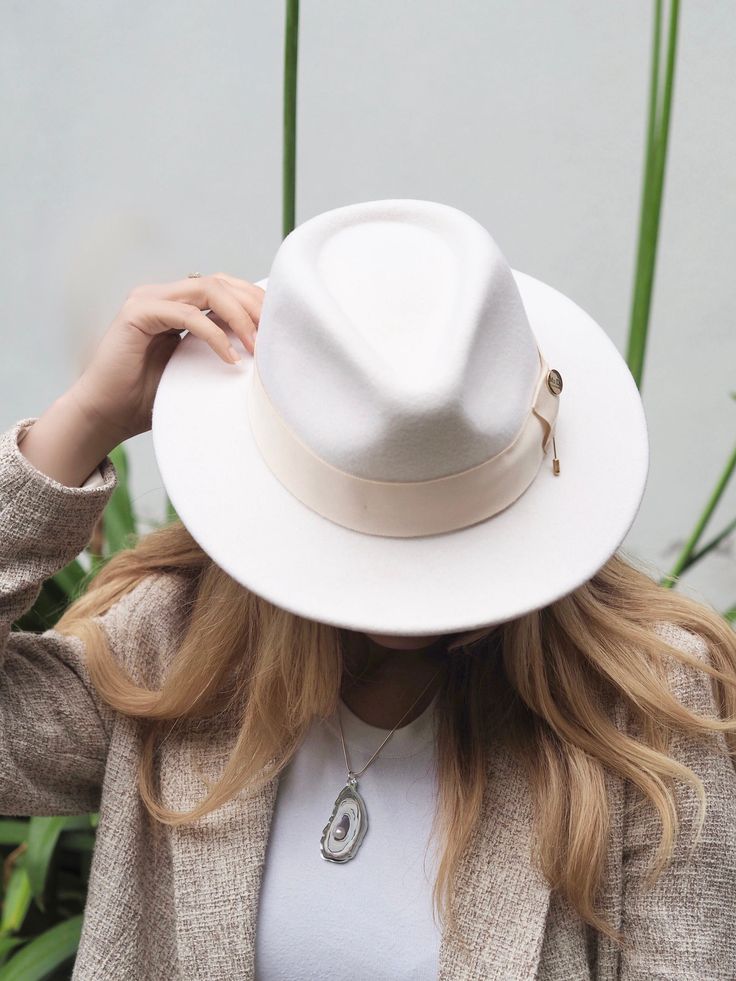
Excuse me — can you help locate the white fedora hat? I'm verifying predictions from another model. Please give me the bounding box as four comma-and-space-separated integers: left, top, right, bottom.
151, 198, 649, 636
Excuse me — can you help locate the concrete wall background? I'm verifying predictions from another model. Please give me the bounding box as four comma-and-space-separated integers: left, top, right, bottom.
2, 1, 734, 614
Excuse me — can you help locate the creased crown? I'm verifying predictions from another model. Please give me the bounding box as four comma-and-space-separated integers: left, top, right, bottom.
254, 199, 540, 482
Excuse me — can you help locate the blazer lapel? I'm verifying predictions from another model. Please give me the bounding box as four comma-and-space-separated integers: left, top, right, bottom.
160, 724, 281, 980
163, 722, 550, 981
438, 739, 552, 979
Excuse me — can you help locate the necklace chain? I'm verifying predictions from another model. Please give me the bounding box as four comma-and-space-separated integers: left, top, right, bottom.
337, 665, 445, 780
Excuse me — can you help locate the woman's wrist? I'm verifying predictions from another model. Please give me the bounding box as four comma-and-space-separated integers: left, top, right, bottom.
18, 386, 123, 489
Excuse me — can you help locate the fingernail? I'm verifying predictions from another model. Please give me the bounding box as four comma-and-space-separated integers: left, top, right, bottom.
227, 345, 241, 364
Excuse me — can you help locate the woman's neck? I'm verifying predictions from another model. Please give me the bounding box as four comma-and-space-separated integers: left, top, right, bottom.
339, 632, 450, 729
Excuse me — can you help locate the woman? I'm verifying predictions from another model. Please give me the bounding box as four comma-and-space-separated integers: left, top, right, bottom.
3, 199, 736, 980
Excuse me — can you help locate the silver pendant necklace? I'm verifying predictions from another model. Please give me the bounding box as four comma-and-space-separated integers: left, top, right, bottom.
320, 665, 444, 863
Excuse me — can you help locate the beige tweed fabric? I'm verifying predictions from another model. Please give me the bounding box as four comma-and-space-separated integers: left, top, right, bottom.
1, 415, 735, 980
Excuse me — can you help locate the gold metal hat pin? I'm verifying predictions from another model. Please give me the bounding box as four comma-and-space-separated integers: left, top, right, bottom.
546, 369, 563, 475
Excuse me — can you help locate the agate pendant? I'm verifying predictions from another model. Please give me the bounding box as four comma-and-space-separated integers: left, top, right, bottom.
320, 773, 368, 863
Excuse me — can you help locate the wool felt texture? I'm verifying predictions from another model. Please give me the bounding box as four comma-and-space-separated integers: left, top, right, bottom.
245, 345, 560, 537
151, 198, 649, 636
1, 416, 735, 979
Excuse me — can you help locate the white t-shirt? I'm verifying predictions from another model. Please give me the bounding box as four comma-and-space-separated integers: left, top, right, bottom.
254, 690, 442, 980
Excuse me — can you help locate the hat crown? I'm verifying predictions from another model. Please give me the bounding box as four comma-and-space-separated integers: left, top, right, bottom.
255, 199, 540, 481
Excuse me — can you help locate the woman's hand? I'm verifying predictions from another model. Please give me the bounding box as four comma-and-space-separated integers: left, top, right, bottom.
19, 273, 264, 487
72, 272, 264, 443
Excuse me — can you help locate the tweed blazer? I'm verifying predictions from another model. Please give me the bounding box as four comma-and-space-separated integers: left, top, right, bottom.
1, 415, 735, 980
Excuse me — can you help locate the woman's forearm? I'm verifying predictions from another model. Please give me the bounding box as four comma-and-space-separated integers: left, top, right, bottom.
18, 386, 121, 489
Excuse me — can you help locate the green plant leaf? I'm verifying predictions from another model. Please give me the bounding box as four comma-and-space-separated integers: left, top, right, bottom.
663, 439, 736, 586
53, 833, 95, 854
283, 0, 300, 239
51, 559, 89, 602
12, 579, 69, 633
103, 445, 137, 554
0, 914, 82, 981
0, 861, 31, 935
0, 938, 24, 969
680, 515, 736, 573
165, 496, 179, 524
626, 0, 680, 389
25, 817, 91, 912
0, 823, 29, 848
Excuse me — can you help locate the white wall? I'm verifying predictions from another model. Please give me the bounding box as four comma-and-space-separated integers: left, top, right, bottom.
2, 1, 734, 613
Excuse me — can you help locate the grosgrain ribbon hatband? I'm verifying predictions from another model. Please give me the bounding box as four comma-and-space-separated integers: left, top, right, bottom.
246, 347, 561, 538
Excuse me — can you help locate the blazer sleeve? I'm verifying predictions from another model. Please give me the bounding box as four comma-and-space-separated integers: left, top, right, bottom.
619, 621, 736, 979
0, 415, 121, 816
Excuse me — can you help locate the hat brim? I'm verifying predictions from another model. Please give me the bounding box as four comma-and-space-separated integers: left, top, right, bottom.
151, 270, 648, 636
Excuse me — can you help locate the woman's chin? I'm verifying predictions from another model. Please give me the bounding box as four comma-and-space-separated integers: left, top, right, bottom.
362, 632, 446, 651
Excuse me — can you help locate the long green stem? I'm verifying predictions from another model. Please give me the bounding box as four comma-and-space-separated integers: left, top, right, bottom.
680, 515, 736, 573
661, 439, 736, 587
283, 0, 299, 240
626, 0, 680, 389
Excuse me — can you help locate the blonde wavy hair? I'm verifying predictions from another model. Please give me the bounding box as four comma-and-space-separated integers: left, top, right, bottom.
56, 519, 736, 946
